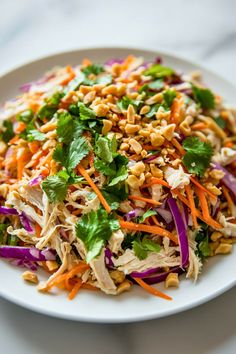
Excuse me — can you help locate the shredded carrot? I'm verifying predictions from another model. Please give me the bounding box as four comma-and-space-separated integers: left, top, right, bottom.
9, 136, 19, 145
191, 122, 209, 131
195, 186, 221, 229
190, 176, 216, 200
47, 262, 89, 291
40, 167, 50, 177
17, 151, 31, 179
82, 58, 92, 67
68, 279, 83, 300
142, 145, 159, 151
222, 186, 235, 214
81, 283, 98, 291
184, 185, 198, 228
224, 141, 234, 148
77, 165, 111, 213
119, 220, 178, 244
35, 223, 42, 238
170, 97, 183, 125
129, 195, 162, 206
171, 138, 185, 155
141, 178, 170, 189
15, 122, 26, 134
133, 277, 172, 301
151, 215, 160, 226
28, 141, 40, 154
172, 189, 222, 229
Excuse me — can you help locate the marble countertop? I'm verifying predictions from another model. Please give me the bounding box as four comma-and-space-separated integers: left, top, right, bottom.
0, 0, 236, 353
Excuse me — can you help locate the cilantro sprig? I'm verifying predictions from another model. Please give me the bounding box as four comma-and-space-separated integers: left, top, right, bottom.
182, 136, 213, 177
192, 85, 215, 110
133, 236, 161, 260
76, 208, 120, 262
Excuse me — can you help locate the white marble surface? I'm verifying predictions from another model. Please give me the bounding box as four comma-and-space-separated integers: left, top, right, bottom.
0, 0, 236, 353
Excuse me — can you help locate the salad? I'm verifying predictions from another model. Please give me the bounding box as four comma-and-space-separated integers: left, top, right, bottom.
0, 55, 236, 301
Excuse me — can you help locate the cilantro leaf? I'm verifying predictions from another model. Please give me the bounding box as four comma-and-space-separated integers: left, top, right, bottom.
195, 223, 211, 260
1, 120, 14, 143
76, 208, 120, 262
102, 183, 128, 210
215, 116, 226, 129
65, 72, 86, 92
182, 136, 213, 176
108, 162, 128, 186
56, 111, 74, 144
78, 102, 96, 120
117, 96, 143, 111
163, 90, 176, 107
138, 210, 157, 223
146, 104, 161, 118
96, 75, 112, 85
27, 129, 46, 142
82, 64, 105, 76
94, 136, 115, 163
37, 92, 64, 120
192, 85, 215, 109
144, 64, 174, 78
138, 79, 164, 95
133, 236, 161, 260
42, 175, 68, 203
17, 109, 34, 123
53, 136, 90, 171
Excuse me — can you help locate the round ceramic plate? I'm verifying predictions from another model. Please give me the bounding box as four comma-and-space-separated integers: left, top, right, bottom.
0, 47, 236, 323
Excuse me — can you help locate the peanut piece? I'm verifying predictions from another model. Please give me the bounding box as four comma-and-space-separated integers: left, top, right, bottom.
165, 273, 179, 288
22, 271, 39, 284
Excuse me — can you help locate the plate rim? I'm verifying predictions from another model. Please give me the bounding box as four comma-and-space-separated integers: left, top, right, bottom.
0, 46, 236, 323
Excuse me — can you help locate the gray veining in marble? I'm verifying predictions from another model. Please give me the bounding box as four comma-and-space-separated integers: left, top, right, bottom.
0, 1, 236, 353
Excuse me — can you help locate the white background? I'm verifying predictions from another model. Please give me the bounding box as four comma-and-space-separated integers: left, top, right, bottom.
0, 0, 236, 353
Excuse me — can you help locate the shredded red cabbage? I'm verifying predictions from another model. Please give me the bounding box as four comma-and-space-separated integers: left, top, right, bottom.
105, 248, 114, 267
19, 212, 34, 233
28, 175, 43, 186
105, 59, 124, 66
124, 209, 143, 221
141, 266, 184, 285
213, 163, 236, 199
155, 208, 173, 224
168, 197, 189, 268
143, 153, 160, 163
130, 267, 160, 278
0, 206, 18, 215
0, 246, 56, 261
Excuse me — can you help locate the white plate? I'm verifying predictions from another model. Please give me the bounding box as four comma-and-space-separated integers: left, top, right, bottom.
0, 47, 236, 323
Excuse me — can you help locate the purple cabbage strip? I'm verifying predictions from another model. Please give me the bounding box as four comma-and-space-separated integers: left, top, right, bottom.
213, 162, 236, 199
105, 248, 114, 267
0, 206, 18, 215
143, 153, 160, 163
168, 197, 189, 268
0, 246, 56, 261
142, 266, 184, 285
130, 267, 160, 278
19, 212, 34, 233
28, 175, 43, 186
124, 208, 143, 221
105, 58, 124, 66
10, 258, 38, 271
0, 206, 34, 233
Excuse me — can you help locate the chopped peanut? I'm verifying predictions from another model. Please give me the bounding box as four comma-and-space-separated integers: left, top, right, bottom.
150, 133, 165, 147
215, 243, 232, 255
22, 271, 39, 284
109, 270, 125, 284
117, 280, 131, 294
130, 161, 145, 176
127, 104, 136, 124
125, 124, 140, 134
129, 139, 142, 154
165, 273, 179, 288
102, 119, 113, 135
